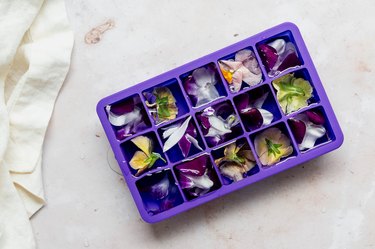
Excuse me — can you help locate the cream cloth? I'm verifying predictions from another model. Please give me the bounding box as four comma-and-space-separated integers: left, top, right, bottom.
0, 0, 73, 248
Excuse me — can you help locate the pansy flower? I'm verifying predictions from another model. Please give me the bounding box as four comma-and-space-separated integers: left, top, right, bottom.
144, 87, 178, 123
129, 135, 166, 176
137, 172, 183, 215
162, 116, 203, 157
184, 66, 220, 107
254, 127, 293, 166
219, 49, 262, 93
272, 73, 313, 114
175, 156, 216, 198
214, 142, 256, 182
236, 89, 274, 130
289, 110, 326, 150
106, 97, 149, 140
258, 38, 302, 76
198, 103, 241, 147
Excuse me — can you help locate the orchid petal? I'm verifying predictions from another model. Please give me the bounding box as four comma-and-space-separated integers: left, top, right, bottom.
299, 124, 326, 150
289, 118, 307, 144
253, 92, 269, 108
162, 125, 180, 139
259, 109, 274, 126
192, 67, 217, 87
258, 44, 278, 70
235, 50, 261, 75
277, 52, 301, 72
108, 98, 135, 115
163, 116, 192, 152
184, 77, 199, 96
178, 134, 192, 157
149, 175, 170, 200
175, 156, 207, 176
306, 110, 325, 125
107, 106, 141, 127
206, 116, 232, 136
268, 39, 286, 55
241, 108, 263, 130
237, 93, 250, 111
186, 133, 203, 151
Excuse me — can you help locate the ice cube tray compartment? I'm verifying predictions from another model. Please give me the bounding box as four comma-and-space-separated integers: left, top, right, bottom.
96, 22, 344, 223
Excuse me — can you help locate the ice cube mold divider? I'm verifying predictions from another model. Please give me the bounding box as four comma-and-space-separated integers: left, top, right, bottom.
96, 22, 344, 223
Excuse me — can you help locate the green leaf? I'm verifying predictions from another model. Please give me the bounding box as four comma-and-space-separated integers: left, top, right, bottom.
265, 138, 282, 157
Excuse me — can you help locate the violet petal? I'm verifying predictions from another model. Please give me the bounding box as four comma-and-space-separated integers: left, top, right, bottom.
277, 52, 301, 72
258, 44, 278, 70
306, 110, 325, 125
149, 175, 170, 200
241, 108, 263, 130
178, 134, 192, 157
175, 156, 207, 176
289, 118, 307, 144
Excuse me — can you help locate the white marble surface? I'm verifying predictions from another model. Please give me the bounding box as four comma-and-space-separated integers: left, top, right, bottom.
32, 0, 375, 248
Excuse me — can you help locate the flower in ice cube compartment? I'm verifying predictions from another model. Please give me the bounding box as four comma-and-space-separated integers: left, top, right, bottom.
236, 88, 274, 130
214, 142, 256, 182
106, 97, 148, 139
175, 156, 215, 198
289, 110, 326, 150
219, 49, 262, 93
144, 86, 178, 123
272, 73, 313, 114
184, 66, 220, 106
129, 136, 166, 176
162, 116, 203, 157
138, 172, 182, 215
198, 104, 240, 146
258, 38, 302, 76
254, 127, 293, 166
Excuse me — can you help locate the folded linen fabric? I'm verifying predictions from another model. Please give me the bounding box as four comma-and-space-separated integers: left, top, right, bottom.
0, 0, 74, 248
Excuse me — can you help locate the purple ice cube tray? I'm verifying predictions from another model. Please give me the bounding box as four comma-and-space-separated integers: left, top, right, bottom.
96, 22, 343, 223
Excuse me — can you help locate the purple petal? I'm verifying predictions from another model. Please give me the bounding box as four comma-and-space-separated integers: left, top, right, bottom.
241, 108, 263, 130
109, 98, 135, 115
175, 156, 207, 176
277, 53, 301, 72
184, 77, 199, 96
178, 135, 192, 157
306, 110, 325, 125
237, 93, 250, 111
289, 118, 307, 144
185, 121, 197, 137
215, 102, 234, 118
199, 115, 211, 130
149, 175, 170, 200
143, 92, 156, 105
258, 44, 278, 71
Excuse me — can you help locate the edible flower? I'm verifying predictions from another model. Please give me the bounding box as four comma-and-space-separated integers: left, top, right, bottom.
289, 110, 326, 150
129, 135, 166, 176
236, 89, 274, 130
175, 156, 215, 198
184, 66, 220, 107
106, 97, 148, 139
144, 87, 178, 123
254, 127, 293, 166
214, 142, 256, 182
272, 73, 313, 114
219, 49, 262, 93
162, 116, 203, 157
138, 172, 182, 215
258, 38, 302, 76
198, 104, 240, 146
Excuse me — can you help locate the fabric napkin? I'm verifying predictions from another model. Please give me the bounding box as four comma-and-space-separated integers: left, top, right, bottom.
0, 0, 73, 248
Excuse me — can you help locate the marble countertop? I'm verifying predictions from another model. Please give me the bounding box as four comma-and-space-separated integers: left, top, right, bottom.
32, 0, 375, 248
